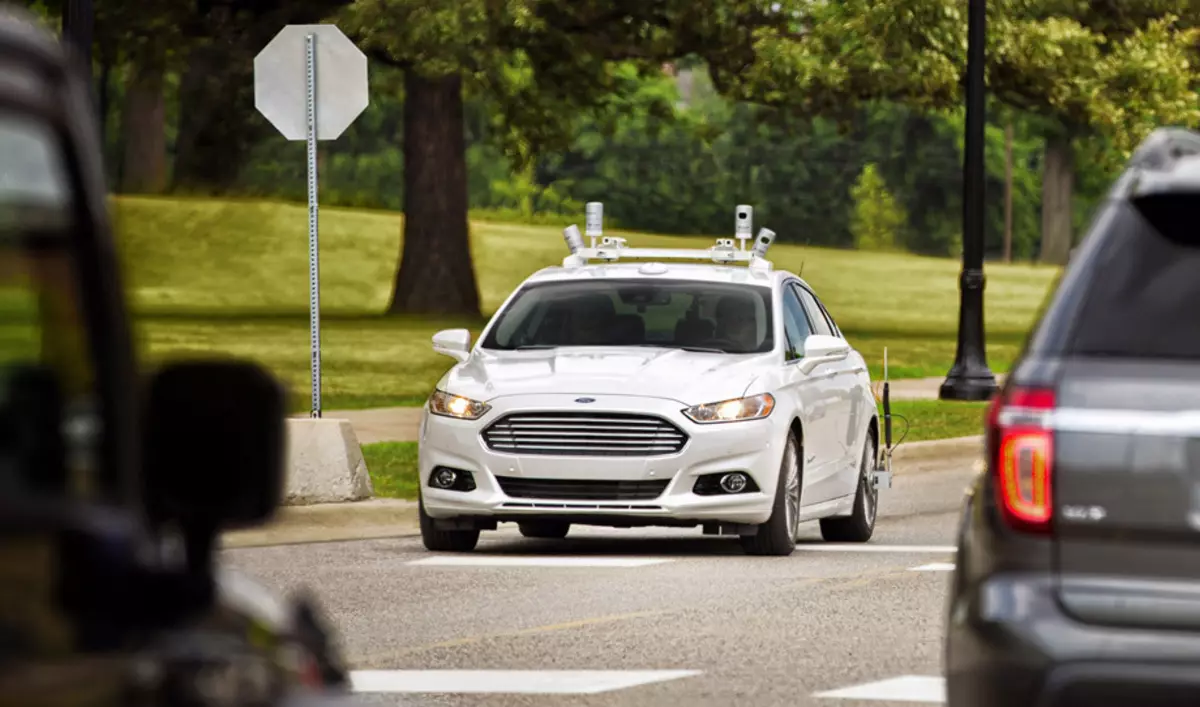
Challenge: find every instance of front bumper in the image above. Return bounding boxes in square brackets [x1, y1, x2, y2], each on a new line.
[946, 573, 1200, 707]
[418, 393, 787, 526]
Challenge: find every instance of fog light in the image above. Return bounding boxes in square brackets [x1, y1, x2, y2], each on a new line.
[433, 468, 458, 489]
[719, 472, 748, 494]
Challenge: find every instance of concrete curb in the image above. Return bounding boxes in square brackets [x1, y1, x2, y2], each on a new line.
[891, 435, 983, 465]
[222, 498, 418, 549]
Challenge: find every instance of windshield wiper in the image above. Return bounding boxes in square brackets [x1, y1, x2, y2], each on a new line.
[513, 345, 557, 351]
[624, 343, 728, 354]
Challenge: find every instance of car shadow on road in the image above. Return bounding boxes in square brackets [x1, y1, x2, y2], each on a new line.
[467, 530, 834, 557]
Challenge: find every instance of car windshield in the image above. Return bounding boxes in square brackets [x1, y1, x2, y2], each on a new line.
[480, 278, 774, 354]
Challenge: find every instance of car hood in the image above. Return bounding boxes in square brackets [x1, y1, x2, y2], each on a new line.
[441, 347, 773, 405]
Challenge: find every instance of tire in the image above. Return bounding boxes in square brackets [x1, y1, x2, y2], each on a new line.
[419, 494, 480, 552]
[820, 431, 878, 543]
[740, 430, 801, 556]
[518, 521, 571, 539]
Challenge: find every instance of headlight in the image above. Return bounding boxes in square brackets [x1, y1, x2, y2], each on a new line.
[429, 390, 491, 420]
[682, 393, 775, 424]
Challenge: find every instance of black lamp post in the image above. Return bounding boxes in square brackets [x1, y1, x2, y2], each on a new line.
[60, 0, 93, 75]
[940, 0, 998, 401]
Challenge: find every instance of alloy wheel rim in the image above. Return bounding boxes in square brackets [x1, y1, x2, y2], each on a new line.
[862, 443, 877, 525]
[785, 440, 800, 537]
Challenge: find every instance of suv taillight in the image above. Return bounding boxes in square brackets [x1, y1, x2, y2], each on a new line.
[987, 386, 1055, 533]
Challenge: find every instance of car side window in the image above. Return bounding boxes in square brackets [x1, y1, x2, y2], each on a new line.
[813, 294, 842, 338]
[781, 285, 812, 360]
[794, 285, 833, 337]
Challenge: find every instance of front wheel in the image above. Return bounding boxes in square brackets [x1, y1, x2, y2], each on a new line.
[419, 494, 480, 552]
[819, 432, 878, 543]
[740, 431, 801, 556]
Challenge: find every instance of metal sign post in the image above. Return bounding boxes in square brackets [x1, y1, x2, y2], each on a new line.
[254, 24, 369, 417]
[305, 34, 321, 417]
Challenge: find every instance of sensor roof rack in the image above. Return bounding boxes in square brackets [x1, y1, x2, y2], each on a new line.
[561, 202, 775, 270]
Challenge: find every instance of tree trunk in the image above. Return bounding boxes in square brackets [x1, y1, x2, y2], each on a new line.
[387, 71, 480, 316]
[97, 55, 110, 150]
[120, 63, 167, 194]
[1003, 122, 1013, 263]
[172, 40, 267, 192]
[1039, 134, 1075, 265]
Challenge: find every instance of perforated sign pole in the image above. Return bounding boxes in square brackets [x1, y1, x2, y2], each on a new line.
[254, 23, 369, 418]
[306, 34, 321, 418]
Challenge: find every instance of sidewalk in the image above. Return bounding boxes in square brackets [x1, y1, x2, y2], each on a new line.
[875, 374, 1006, 402]
[296, 375, 1005, 446]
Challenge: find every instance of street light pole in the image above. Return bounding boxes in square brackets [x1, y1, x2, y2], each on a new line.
[940, 0, 998, 401]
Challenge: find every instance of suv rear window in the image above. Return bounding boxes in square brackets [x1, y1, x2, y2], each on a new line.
[1067, 196, 1200, 359]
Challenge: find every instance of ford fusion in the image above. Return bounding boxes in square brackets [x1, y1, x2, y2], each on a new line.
[417, 245, 885, 556]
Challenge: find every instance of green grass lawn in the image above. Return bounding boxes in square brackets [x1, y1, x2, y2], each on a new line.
[888, 400, 989, 443]
[361, 442, 420, 499]
[361, 400, 987, 501]
[115, 195, 1060, 413]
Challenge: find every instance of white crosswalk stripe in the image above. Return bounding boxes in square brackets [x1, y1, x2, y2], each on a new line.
[793, 544, 956, 553]
[909, 562, 955, 572]
[407, 555, 674, 568]
[349, 669, 701, 694]
[815, 675, 945, 703]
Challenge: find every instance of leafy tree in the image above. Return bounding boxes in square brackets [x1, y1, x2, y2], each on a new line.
[684, 0, 1200, 264]
[983, 1, 1200, 263]
[341, 0, 846, 316]
[850, 163, 906, 251]
[170, 0, 353, 192]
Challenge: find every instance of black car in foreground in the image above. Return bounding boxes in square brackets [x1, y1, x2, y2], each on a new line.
[945, 127, 1200, 707]
[0, 8, 352, 706]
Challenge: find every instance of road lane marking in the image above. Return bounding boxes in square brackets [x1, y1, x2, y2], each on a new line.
[407, 556, 673, 567]
[815, 675, 945, 702]
[352, 610, 669, 666]
[793, 544, 956, 553]
[349, 669, 701, 694]
[910, 562, 955, 572]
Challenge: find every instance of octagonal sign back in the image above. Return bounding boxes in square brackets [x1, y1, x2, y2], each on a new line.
[254, 24, 369, 141]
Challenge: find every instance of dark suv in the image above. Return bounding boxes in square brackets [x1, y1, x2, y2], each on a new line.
[0, 9, 351, 706]
[945, 127, 1200, 707]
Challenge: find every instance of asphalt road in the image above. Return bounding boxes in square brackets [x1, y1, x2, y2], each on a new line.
[224, 461, 978, 707]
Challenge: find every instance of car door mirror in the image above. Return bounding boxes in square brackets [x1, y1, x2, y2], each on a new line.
[141, 360, 287, 571]
[799, 334, 851, 373]
[432, 328, 471, 362]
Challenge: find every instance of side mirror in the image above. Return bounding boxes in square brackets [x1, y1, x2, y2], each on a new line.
[141, 360, 287, 569]
[799, 334, 851, 373]
[432, 328, 471, 362]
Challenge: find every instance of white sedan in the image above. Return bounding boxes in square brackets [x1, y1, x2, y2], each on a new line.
[416, 237, 885, 556]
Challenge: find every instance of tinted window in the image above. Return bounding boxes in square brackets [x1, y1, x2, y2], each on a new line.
[0, 111, 100, 501]
[482, 279, 775, 354]
[1067, 199, 1200, 358]
[781, 285, 812, 360]
[795, 285, 834, 337]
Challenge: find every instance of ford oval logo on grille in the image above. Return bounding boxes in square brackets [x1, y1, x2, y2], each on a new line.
[574, 397, 596, 403]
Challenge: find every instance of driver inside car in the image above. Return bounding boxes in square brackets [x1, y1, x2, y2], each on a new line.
[713, 295, 758, 352]
[567, 294, 616, 345]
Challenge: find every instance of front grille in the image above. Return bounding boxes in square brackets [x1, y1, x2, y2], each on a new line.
[482, 412, 687, 456]
[495, 476, 670, 501]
